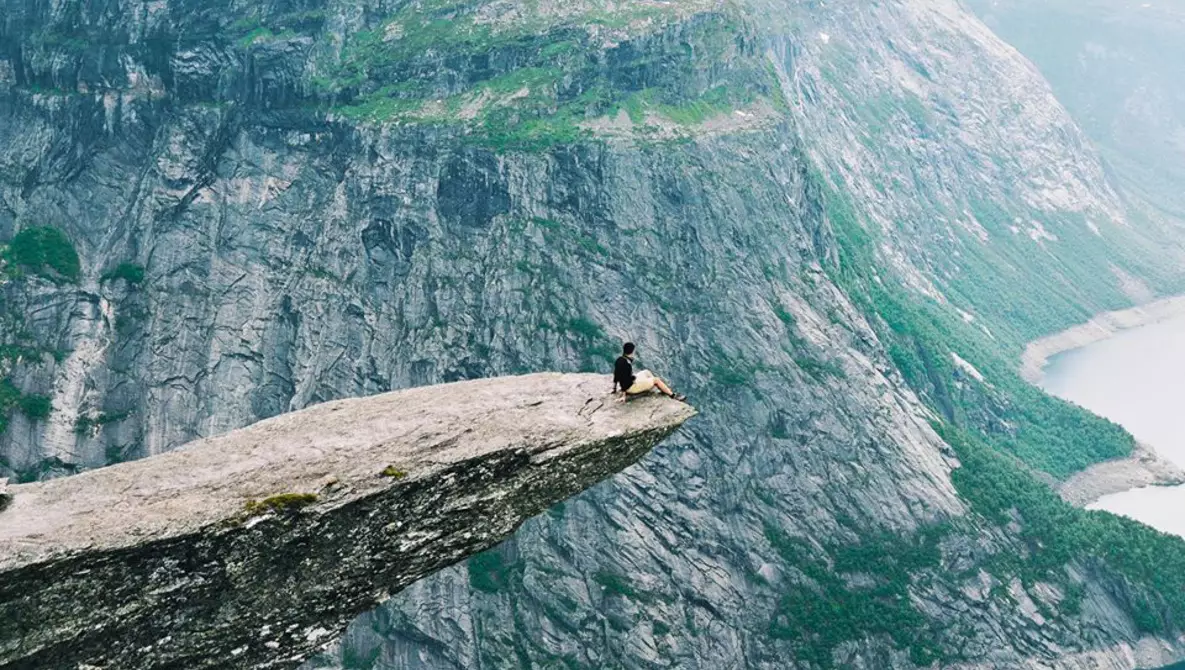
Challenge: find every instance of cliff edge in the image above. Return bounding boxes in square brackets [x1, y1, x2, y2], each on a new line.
[0, 373, 695, 670]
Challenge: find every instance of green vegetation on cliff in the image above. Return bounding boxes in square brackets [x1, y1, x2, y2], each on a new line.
[101, 262, 145, 285]
[797, 165, 1185, 656]
[0, 227, 77, 449]
[74, 411, 130, 435]
[761, 376, 1185, 666]
[244, 493, 319, 516]
[940, 423, 1185, 634]
[0, 380, 52, 434]
[4, 226, 80, 282]
[764, 417, 1185, 664]
[871, 284, 1134, 478]
[818, 173, 1135, 478]
[311, 3, 777, 149]
[766, 524, 945, 667]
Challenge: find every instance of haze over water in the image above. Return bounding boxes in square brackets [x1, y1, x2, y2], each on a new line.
[1042, 313, 1185, 538]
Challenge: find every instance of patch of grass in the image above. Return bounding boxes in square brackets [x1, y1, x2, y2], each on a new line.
[231, 9, 320, 48]
[244, 493, 318, 516]
[75, 411, 129, 434]
[468, 547, 521, 593]
[337, 69, 592, 148]
[101, 262, 145, 285]
[658, 85, 741, 125]
[5, 226, 81, 281]
[793, 355, 845, 381]
[314, 7, 778, 156]
[475, 108, 590, 152]
[237, 26, 276, 47]
[566, 317, 605, 341]
[594, 571, 641, 599]
[18, 394, 52, 420]
[539, 40, 579, 59]
[622, 90, 651, 124]
[481, 67, 562, 95]
[380, 465, 407, 478]
[582, 5, 673, 29]
[336, 92, 429, 122]
[774, 305, 797, 327]
[318, 0, 692, 98]
[616, 84, 756, 127]
[319, 9, 498, 95]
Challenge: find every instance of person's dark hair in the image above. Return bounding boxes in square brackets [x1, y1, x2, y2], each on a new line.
[623, 342, 636, 355]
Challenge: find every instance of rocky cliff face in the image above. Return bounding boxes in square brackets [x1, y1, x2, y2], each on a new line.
[0, 373, 694, 669]
[775, 0, 1184, 338]
[968, 0, 1185, 226]
[2, 0, 1185, 668]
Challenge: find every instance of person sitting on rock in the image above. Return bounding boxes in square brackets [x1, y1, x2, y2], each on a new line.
[613, 342, 686, 402]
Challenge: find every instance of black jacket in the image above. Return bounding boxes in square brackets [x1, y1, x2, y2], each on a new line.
[614, 356, 635, 392]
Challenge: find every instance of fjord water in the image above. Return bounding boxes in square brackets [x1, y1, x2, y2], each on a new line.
[1041, 313, 1185, 537]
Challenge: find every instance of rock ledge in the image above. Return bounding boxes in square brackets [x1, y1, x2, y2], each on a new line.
[0, 373, 694, 669]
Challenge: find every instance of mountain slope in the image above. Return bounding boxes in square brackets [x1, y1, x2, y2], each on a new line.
[2, 0, 1185, 668]
[968, 0, 1185, 224]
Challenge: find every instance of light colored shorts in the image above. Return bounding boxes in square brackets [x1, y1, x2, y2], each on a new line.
[627, 370, 656, 395]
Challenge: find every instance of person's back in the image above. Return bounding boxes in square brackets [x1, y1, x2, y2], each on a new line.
[614, 354, 635, 394]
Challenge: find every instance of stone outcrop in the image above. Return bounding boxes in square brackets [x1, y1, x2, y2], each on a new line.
[0, 373, 695, 669]
[1058, 442, 1185, 507]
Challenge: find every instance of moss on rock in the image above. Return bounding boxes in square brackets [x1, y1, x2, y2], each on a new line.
[244, 493, 319, 516]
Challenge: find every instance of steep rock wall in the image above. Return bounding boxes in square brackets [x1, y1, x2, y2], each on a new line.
[1, 0, 1183, 668]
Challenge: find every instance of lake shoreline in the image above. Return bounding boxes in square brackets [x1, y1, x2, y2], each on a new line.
[1057, 442, 1185, 507]
[1020, 294, 1185, 385]
[1020, 294, 1185, 507]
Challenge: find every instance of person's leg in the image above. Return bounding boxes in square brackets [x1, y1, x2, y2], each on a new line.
[628, 371, 656, 395]
[627, 371, 685, 401]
